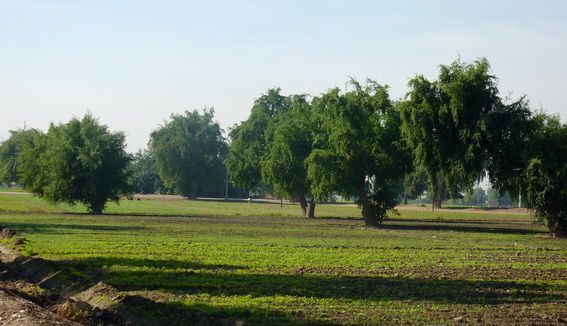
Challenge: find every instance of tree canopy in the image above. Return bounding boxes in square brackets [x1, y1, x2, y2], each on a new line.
[400, 58, 501, 210]
[307, 80, 409, 226]
[227, 88, 290, 193]
[520, 115, 566, 237]
[0, 128, 43, 185]
[19, 114, 131, 214]
[261, 95, 316, 217]
[128, 149, 165, 194]
[150, 109, 227, 199]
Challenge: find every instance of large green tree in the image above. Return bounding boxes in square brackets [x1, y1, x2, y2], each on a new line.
[400, 58, 501, 210]
[490, 113, 567, 237]
[227, 88, 290, 193]
[307, 80, 408, 226]
[523, 117, 566, 237]
[19, 115, 131, 214]
[0, 128, 43, 185]
[150, 109, 227, 199]
[261, 95, 316, 217]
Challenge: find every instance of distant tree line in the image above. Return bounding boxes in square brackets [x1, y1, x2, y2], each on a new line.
[0, 58, 565, 237]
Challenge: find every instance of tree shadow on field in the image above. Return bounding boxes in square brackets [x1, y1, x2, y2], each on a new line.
[70, 257, 567, 305]
[70, 256, 247, 273]
[0, 222, 147, 234]
[386, 218, 525, 226]
[62, 212, 220, 219]
[377, 222, 545, 235]
[106, 294, 298, 325]
[313, 216, 545, 235]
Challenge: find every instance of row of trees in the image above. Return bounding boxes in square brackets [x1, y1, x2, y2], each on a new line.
[0, 111, 230, 213]
[0, 116, 131, 214]
[227, 58, 566, 236]
[0, 58, 565, 236]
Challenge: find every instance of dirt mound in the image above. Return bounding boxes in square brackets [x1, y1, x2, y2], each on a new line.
[0, 289, 79, 325]
[0, 228, 244, 325]
[53, 299, 106, 324]
[0, 227, 16, 238]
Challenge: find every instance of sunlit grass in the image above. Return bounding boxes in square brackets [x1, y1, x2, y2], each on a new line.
[0, 194, 564, 324]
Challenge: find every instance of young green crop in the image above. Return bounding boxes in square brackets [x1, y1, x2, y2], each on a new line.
[0, 195, 565, 324]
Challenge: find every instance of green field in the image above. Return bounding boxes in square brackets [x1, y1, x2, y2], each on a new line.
[0, 194, 566, 324]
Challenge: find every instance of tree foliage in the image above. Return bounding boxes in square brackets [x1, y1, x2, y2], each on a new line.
[307, 80, 408, 226]
[484, 97, 536, 197]
[150, 109, 227, 199]
[522, 116, 567, 237]
[0, 128, 43, 185]
[400, 58, 501, 210]
[19, 114, 131, 214]
[261, 95, 316, 217]
[227, 89, 290, 193]
[129, 149, 164, 194]
[403, 165, 428, 201]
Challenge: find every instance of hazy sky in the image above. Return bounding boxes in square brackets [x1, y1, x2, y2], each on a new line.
[1, 0, 566, 152]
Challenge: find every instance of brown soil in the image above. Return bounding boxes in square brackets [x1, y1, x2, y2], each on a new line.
[0, 289, 79, 325]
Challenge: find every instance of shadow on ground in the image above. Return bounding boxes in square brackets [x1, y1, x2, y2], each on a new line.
[80, 261, 565, 305]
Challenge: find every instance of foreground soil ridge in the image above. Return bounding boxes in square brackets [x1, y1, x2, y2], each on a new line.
[0, 226, 243, 325]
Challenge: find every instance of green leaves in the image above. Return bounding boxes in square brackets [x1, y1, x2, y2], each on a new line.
[401, 58, 502, 208]
[307, 80, 408, 225]
[522, 116, 567, 237]
[261, 96, 313, 199]
[150, 109, 227, 198]
[0, 128, 43, 185]
[18, 114, 131, 214]
[227, 88, 290, 193]
[129, 149, 164, 194]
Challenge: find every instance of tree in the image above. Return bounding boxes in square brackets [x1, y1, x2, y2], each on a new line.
[227, 88, 290, 193]
[0, 128, 43, 186]
[521, 116, 566, 237]
[261, 95, 316, 217]
[19, 114, 131, 214]
[150, 109, 227, 199]
[129, 149, 164, 194]
[400, 58, 501, 210]
[306, 80, 408, 226]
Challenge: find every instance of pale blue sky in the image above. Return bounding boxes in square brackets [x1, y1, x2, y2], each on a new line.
[1, 0, 566, 151]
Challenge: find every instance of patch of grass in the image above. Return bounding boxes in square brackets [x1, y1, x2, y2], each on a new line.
[0, 187, 27, 193]
[0, 196, 565, 324]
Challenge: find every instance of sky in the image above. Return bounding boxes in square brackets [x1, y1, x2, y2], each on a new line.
[1, 0, 566, 152]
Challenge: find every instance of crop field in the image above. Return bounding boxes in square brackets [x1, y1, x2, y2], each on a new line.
[0, 194, 566, 324]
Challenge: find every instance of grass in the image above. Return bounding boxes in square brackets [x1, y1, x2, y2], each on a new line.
[0, 187, 27, 193]
[0, 194, 566, 324]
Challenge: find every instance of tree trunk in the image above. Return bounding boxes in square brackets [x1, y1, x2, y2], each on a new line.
[403, 193, 408, 205]
[308, 197, 316, 218]
[189, 181, 198, 200]
[433, 192, 443, 210]
[299, 194, 308, 218]
[552, 228, 566, 238]
[89, 202, 104, 215]
[432, 176, 443, 211]
[550, 216, 567, 238]
[358, 184, 378, 227]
